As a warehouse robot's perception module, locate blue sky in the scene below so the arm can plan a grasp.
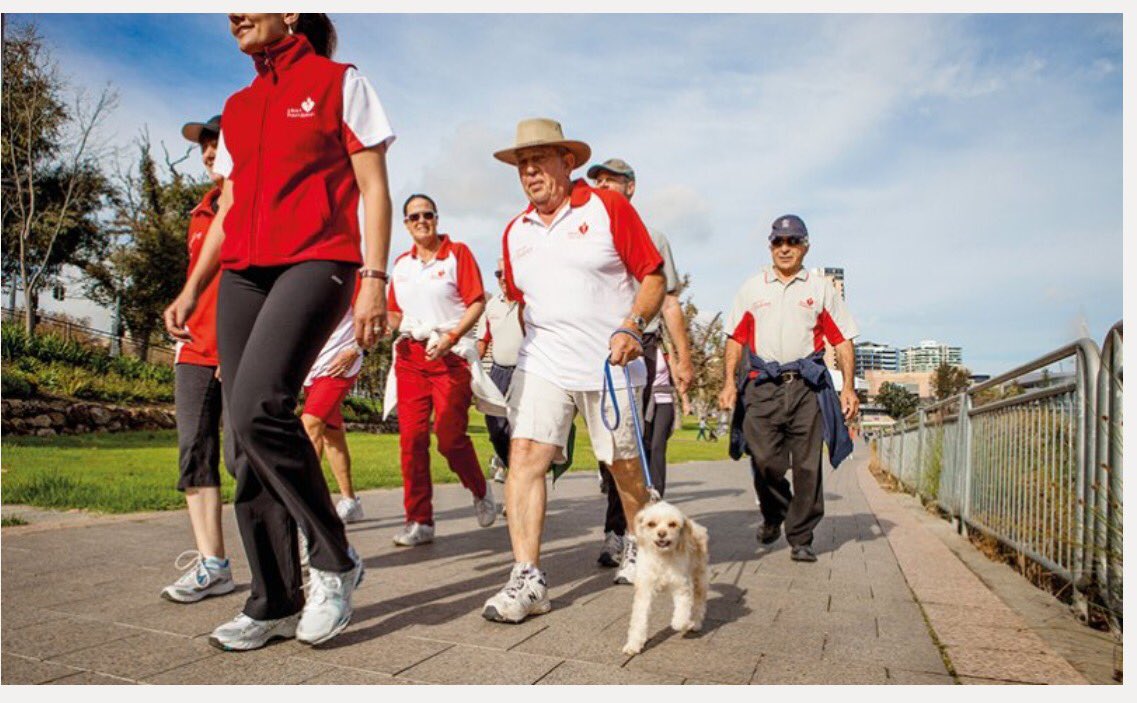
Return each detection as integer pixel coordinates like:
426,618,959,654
10,12,1123,375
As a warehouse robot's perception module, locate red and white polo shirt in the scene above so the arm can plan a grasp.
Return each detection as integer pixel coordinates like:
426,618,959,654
501,180,663,391
176,185,222,367
726,266,858,364
212,33,395,270
388,235,485,335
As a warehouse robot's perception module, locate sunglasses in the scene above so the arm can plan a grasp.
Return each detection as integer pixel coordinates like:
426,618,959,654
405,211,437,223
494,270,503,279
770,236,805,248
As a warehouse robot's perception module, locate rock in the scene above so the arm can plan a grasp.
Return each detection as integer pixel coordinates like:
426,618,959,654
74,424,89,434
34,428,56,437
89,406,112,425
106,421,122,432
49,412,66,426
66,405,92,426
28,414,53,429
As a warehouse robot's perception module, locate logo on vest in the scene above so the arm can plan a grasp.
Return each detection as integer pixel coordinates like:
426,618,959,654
287,96,317,119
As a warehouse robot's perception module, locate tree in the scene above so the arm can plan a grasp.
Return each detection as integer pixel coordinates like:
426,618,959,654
877,381,919,420
675,274,725,421
931,362,971,401
84,134,205,360
1,22,116,333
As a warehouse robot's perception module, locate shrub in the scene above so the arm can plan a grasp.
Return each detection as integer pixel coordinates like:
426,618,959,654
1,367,37,398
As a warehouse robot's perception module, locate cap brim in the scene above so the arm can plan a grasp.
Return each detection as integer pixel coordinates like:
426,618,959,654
181,122,219,143
494,140,591,169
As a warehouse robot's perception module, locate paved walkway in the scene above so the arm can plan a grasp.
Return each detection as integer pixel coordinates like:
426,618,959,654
1,446,1103,684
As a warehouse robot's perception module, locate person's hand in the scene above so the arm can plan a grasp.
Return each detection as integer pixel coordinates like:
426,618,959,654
841,387,860,422
608,326,643,366
214,365,222,382
718,383,737,411
426,331,456,361
163,288,198,343
327,346,361,377
354,277,388,350
673,356,695,396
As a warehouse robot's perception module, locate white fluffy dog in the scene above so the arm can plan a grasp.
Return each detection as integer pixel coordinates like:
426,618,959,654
622,500,709,655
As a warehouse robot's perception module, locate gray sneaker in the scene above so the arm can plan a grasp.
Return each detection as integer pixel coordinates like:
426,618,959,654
614,536,637,585
597,531,624,568
490,455,507,483
161,550,235,603
474,484,496,528
482,563,551,623
296,545,365,645
209,612,299,651
336,497,365,524
393,521,434,546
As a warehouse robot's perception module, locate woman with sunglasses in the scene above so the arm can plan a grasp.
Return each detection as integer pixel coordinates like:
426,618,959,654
163,13,395,651
386,194,495,547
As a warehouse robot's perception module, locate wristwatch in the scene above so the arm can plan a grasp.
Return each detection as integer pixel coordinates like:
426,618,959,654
626,314,647,331
359,268,388,282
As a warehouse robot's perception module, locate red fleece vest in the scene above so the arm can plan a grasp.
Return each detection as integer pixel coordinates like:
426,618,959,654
219,34,362,270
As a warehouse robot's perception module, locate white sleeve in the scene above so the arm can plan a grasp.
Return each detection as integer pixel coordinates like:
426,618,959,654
213,129,233,179
342,66,396,153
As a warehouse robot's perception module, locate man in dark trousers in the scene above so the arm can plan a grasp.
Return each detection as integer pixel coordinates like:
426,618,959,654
719,215,859,562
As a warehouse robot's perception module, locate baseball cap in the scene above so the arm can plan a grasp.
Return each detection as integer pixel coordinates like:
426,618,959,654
769,214,808,243
586,158,635,181
181,114,221,144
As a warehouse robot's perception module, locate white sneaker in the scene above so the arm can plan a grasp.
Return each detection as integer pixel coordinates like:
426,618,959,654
597,531,624,569
161,550,235,603
336,496,364,523
614,536,637,585
296,545,364,645
393,521,434,547
481,563,551,623
490,455,507,483
209,612,299,651
475,484,496,528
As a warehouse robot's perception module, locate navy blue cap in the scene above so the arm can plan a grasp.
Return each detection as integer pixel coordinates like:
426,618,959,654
769,214,808,242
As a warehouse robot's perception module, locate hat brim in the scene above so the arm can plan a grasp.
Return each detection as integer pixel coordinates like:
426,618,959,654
586,164,633,180
181,122,220,144
493,140,591,169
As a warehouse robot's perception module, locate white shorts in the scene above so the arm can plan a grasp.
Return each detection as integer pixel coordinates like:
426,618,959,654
506,369,643,465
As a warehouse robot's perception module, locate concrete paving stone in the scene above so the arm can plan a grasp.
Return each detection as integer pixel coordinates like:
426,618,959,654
537,659,685,684
944,646,1087,684
512,618,633,667
887,667,957,684
0,606,71,632
958,676,1037,685
53,630,216,680
303,626,456,673
750,652,889,684
395,643,561,684
300,666,416,684
626,636,761,684
823,633,948,674
711,618,825,659
0,653,83,684
105,594,248,638
777,609,879,640
920,601,1025,629
932,621,1051,653
46,670,137,684
405,607,552,650
144,647,332,684
1,616,139,659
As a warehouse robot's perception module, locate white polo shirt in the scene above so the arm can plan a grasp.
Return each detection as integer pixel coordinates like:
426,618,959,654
502,180,663,391
388,235,485,335
726,266,858,364
305,308,363,385
478,293,524,367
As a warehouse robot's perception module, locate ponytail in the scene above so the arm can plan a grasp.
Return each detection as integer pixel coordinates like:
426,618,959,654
294,14,337,58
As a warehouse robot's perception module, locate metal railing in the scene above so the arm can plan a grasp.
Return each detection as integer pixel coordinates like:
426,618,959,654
875,323,1122,628
1,307,176,365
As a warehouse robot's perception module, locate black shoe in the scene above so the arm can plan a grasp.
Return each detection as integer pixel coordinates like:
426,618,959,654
790,545,818,562
757,522,782,545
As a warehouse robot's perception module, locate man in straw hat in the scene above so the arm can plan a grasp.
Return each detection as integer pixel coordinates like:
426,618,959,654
481,118,666,623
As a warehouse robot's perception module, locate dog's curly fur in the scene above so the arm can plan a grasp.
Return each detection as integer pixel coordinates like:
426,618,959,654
622,500,709,655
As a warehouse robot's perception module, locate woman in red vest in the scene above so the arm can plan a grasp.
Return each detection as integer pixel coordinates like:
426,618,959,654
164,13,395,652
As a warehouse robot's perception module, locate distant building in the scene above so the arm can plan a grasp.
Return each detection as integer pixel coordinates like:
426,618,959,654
899,340,963,372
865,370,936,400
854,341,900,376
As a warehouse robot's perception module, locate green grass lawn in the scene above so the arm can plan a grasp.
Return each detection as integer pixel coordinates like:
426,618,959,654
1,413,731,514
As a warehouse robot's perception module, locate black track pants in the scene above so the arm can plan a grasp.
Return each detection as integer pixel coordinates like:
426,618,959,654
217,261,357,620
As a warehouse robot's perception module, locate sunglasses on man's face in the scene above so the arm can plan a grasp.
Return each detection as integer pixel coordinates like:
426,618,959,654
405,211,437,223
770,236,805,248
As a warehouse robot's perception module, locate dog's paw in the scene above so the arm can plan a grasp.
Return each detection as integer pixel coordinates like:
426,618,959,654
622,641,644,655
671,617,691,631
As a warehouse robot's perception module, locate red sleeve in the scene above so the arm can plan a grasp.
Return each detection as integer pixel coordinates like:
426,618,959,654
596,189,662,281
501,217,524,303
453,243,485,307
387,279,401,314
730,311,755,353
817,310,846,346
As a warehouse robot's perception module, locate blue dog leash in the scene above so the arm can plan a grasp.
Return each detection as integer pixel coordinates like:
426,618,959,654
601,333,660,502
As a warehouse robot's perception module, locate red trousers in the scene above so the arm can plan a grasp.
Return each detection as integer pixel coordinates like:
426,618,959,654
395,339,486,525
